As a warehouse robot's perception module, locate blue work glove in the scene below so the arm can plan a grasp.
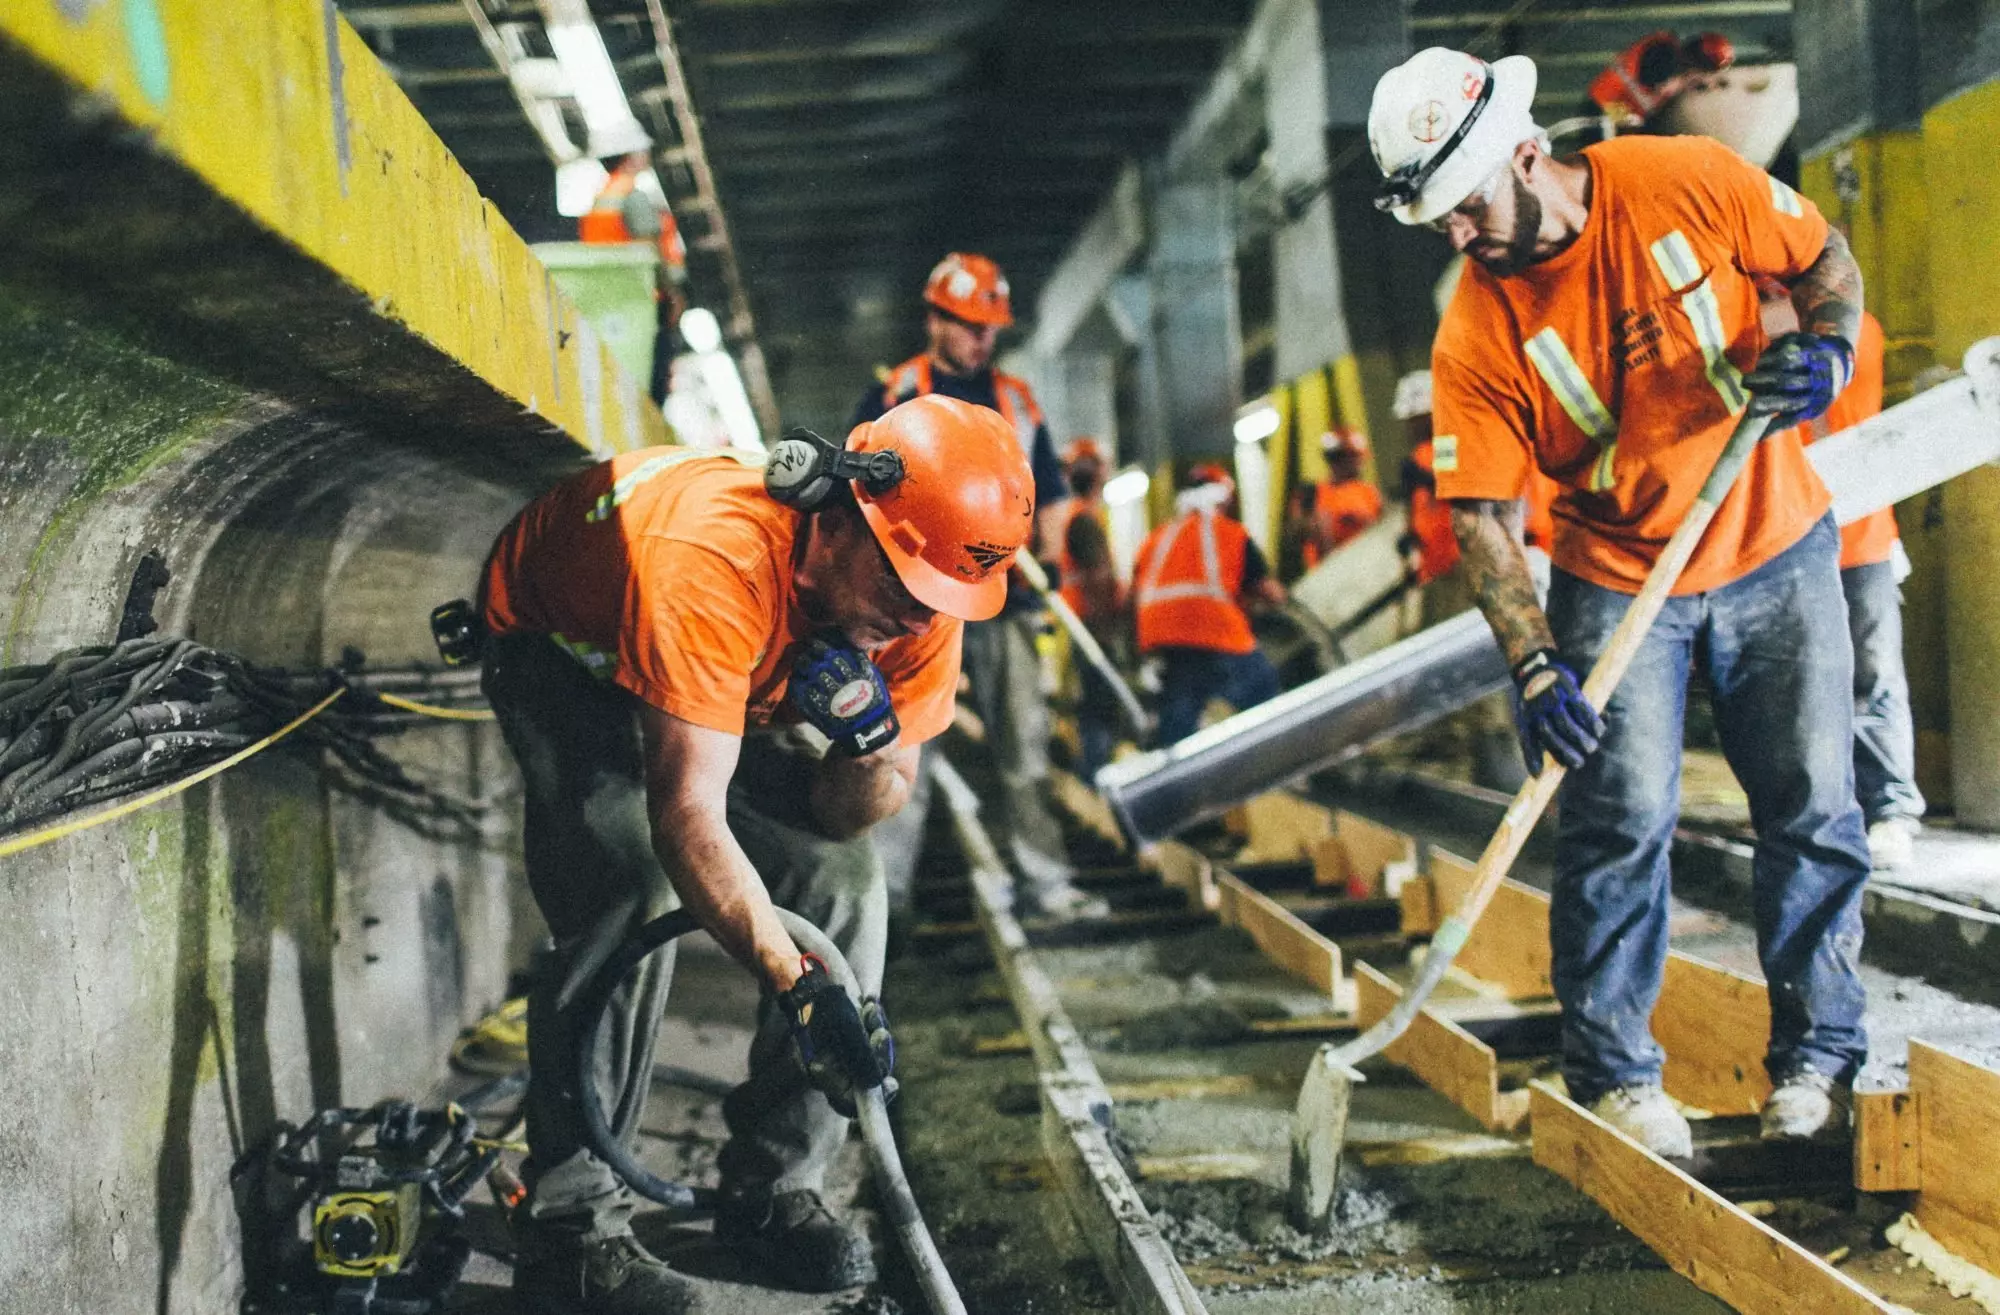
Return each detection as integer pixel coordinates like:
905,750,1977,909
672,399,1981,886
779,956,896,1117
789,632,899,757
1742,331,1854,424
1510,648,1607,775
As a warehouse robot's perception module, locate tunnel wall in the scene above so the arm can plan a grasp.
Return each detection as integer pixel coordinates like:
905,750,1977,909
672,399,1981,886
0,288,559,1311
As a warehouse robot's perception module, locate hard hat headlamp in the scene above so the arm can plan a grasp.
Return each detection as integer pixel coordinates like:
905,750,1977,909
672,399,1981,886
1375,64,1496,214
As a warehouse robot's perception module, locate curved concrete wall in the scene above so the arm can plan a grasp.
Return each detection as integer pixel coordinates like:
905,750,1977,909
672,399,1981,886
0,289,567,1310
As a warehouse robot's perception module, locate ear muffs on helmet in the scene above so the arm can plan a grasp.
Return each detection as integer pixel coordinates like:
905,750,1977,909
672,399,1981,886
764,427,905,512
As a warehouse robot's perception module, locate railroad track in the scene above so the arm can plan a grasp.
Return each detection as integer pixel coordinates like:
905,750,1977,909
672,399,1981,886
878,743,2000,1315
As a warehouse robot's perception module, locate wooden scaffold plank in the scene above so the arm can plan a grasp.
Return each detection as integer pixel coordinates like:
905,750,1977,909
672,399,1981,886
1216,870,1345,1005
1354,962,1528,1131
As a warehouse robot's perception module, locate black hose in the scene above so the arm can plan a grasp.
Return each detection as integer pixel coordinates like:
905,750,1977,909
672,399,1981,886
566,907,713,1212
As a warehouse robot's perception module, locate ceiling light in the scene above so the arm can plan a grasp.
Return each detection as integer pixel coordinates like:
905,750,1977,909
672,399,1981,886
679,307,723,354
1234,404,1280,444
555,157,608,217
1103,468,1151,506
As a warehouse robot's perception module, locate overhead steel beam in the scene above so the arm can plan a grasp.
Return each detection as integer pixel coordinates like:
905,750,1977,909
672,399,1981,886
343,4,480,29
1409,2,1790,28
1030,163,1146,359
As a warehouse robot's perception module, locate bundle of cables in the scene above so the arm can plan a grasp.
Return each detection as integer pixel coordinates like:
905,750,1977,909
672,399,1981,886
0,637,497,843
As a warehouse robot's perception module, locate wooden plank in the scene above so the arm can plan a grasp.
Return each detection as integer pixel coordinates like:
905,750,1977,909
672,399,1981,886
1217,870,1343,1003
1313,810,1420,895
1353,962,1527,1132
1853,1089,1924,1193
1428,849,1553,999
1147,840,1219,913
1654,952,1772,1116
1530,1082,1896,1315
1399,874,1438,936
1235,792,1335,865
1052,768,1129,853
1911,1040,2000,1274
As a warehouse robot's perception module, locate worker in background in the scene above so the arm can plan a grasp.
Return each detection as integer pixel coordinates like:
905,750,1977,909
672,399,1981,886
580,150,690,406
1289,428,1384,571
1371,48,1871,1157
479,396,1034,1311
1585,30,1735,129
1134,463,1286,747
1393,370,1460,585
1785,305,1925,868
849,254,1101,919
1058,438,1126,780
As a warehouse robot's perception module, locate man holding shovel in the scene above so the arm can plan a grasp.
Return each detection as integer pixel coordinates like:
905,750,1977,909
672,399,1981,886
1369,48,1871,1155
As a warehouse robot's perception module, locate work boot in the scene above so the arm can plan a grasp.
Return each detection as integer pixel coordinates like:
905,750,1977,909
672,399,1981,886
1867,816,1920,871
1761,1069,1852,1141
514,1230,705,1314
1588,1084,1693,1158
1027,881,1112,922
715,1186,875,1292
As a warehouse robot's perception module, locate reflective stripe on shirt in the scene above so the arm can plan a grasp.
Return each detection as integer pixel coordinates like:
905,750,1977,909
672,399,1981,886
1524,327,1620,492
1650,230,1750,414
1135,510,1232,607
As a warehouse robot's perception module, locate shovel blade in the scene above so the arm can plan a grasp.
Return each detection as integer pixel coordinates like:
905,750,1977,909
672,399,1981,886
1286,1043,1362,1233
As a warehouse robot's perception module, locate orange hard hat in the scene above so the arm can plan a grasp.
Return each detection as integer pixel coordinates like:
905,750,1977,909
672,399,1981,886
847,395,1036,622
1187,461,1235,495
923,252,1014,327
1320,427,1371,459
1063,437,1108,467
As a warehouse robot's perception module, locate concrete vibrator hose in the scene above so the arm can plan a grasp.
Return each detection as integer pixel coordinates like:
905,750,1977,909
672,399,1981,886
567,905,968,1315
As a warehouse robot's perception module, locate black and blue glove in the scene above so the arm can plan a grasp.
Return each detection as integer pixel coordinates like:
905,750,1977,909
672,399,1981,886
1743,331,1854,424
789,631,899,757
1510,648,1606,775
779,956,896,1117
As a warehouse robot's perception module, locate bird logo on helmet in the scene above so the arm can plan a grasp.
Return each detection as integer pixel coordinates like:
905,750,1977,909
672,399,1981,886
923,253,1014,327
845,395,1034,621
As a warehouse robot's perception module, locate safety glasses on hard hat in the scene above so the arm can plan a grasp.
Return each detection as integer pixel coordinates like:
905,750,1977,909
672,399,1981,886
1375,62,1496,214
1420,163,1507,235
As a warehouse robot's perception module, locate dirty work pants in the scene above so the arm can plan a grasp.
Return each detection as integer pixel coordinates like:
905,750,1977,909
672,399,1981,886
1546,516,1870,1104
1153,646,1281,748
1842,559,1926,826
482,634,887,1242
962,614,1076,905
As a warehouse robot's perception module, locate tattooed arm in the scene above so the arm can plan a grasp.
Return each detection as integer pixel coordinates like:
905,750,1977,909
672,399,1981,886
1784,227,1864,346
1449,498,1554,670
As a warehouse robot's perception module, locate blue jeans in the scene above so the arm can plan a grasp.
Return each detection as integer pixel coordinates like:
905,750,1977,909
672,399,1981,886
1077,662,1119,783
1843,559,1926,824
1154,646,1280,747
1547,516,1870,1102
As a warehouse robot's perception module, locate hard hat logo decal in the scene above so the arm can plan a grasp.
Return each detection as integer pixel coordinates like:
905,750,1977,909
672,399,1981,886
1409,100,1448,143
963,541,1012,572
1462,70,1483,99
830,678,877,720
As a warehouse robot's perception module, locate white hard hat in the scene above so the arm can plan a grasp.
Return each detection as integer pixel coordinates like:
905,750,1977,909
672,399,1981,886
1392,370,1434,420
1369,48,1540,225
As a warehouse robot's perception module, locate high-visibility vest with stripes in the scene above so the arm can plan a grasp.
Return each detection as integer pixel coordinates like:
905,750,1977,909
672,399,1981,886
1133,509,1257,656
881,354,1042,459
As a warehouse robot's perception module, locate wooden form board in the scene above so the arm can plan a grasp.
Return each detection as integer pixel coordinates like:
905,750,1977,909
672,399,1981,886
1354,962,1529,1131
1853,1088,1923,1193
1310,811,1419,896
1427,849,1553,999
1530,1082,1896,1315
1910,1040,2000,1274
1653,952,1772,1116
1148,840,1219,913
1234,792,1335,865
1050,769,1128,854
1216,870,1343,1003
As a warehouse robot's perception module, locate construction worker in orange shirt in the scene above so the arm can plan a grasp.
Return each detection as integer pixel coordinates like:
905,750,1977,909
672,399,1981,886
1395,367,1556,588
1134,463,1286,747
1290,428,1384,571
478,395,1034,1311
1057,438,1127,779
849,253,1101,919
1372,47,1871,1157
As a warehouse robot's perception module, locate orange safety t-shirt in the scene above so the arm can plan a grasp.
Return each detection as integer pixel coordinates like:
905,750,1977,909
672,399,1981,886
1302,479,1385,569
1801,312,1895,569
480,448,961,742
1432,135,1834,596
1133,509,1259,656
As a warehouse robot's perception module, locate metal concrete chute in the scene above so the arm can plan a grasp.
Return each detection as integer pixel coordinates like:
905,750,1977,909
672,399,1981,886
1101,336,2000,847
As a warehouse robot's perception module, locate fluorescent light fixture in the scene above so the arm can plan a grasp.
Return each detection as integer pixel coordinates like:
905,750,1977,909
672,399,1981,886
1233,403,1280,444
1103,468,1151,506
679,306,723,354
555,157,608,217
539,0,650,158
701,351,763,452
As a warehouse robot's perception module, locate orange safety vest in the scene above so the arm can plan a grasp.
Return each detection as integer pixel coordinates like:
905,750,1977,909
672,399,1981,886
579,171,688,273
1057,498,1121,622
1133,509,1258,656
881,354,1043,460
1301,478,1384,569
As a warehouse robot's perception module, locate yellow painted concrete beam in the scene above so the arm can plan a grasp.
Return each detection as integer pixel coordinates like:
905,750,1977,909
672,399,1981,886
0,0,665,458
